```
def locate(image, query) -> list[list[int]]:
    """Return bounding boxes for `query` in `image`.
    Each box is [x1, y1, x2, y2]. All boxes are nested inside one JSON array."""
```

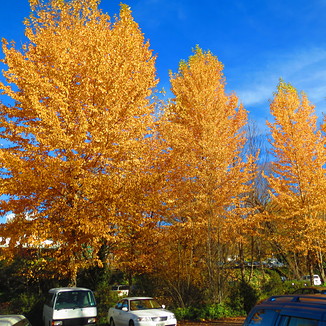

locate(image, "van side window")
[[44, 293, 54, 308], [279, 316, 318, 326], [247, 309, 278, 325]]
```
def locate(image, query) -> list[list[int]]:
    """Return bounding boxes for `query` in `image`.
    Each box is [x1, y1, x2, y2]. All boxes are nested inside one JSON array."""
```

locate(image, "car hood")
[[131, 309, 173, 317]]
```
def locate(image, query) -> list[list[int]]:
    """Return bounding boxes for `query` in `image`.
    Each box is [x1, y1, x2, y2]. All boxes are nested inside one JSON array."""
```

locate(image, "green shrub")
[[9, 292, 40, 315], [227, 280, 258, 314], [261, 270, 285, 297], [198, 303, 239, 320], [173, 306, 200, 320], [94, 278, 121, 325]]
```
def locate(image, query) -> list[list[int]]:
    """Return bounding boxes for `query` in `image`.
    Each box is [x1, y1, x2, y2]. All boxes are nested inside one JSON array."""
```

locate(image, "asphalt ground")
[[179, 317, 246, 326]]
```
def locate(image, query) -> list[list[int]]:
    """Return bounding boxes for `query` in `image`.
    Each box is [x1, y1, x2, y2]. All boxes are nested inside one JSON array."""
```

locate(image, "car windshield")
[[55, 290, 96, 310], [130, 299, 162, 311]]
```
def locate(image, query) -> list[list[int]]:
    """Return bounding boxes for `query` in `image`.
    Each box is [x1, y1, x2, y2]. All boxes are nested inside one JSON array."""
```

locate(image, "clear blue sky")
[[1, 0, 326, 130]]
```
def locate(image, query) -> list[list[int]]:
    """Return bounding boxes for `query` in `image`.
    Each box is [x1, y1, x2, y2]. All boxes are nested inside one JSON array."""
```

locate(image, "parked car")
[[0, 315, 31, 326], [43, 287, 97, 326], [111, 285, 130, 297], [302, 274, 322, 285], [262, 258, 285, 268], [108, 297, 177, 326], [243, 294, 326, 325], [292, 286, 326, 295]]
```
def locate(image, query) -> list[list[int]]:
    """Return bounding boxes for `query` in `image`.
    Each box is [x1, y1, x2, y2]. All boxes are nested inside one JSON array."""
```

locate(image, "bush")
[[173, 307, 200, 320], [11, 292, 39, 314], [227, 280, 258, 314], [94, 278, 122, 325], [198, 303, 238, 320], [261, 270, 285, 297], [173, 303, 242, 321]]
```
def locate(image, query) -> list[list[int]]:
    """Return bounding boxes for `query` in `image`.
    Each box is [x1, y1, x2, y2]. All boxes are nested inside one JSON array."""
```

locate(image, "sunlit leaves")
[[0, 0, 158, 284], [156, 47, 256, 299], [266, 80, 326, 261]]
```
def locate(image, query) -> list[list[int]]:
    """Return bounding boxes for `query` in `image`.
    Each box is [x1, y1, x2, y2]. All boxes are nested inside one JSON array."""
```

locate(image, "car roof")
[[247, 295, 326, 322], [258, 294, 326, 309], [121, 297, 154, 300], [295, 286, 326, 290], [48, 287, 92, 293]]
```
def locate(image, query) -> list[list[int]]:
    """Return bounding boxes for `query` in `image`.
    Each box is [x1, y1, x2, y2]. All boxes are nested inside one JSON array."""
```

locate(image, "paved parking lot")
[[179, 317, 245, 326]]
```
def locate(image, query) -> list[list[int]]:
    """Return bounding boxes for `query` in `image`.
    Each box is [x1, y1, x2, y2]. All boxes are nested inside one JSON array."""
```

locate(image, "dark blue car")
[[243, 294, 326, 325]]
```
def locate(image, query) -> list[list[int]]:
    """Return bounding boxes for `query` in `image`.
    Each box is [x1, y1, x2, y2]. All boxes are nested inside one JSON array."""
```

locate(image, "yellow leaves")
[[0, 0, 161, 282], [28, 0, 40, 8], [265, 80, 326, 257], [160, 46, 256, 254]]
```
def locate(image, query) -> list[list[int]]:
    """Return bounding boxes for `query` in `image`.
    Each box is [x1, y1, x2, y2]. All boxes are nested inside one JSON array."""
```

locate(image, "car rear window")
[[246, 309, 278, 326], [279, 316, 318, 326]]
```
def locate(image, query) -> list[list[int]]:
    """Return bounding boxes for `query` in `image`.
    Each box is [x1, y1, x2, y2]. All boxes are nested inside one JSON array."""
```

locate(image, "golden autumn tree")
[[266, 80, 326, 280], [0, 0, 159, 285], [158, 47, 256, 303]]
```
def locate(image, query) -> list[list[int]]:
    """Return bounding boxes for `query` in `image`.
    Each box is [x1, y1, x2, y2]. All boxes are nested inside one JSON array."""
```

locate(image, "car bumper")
[[134, 319, 177, 326]]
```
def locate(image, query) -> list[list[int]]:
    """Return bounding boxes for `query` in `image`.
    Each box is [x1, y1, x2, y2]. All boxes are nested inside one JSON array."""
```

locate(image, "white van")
[[111, 285, 130, 297], [42, 287, 97, 326]]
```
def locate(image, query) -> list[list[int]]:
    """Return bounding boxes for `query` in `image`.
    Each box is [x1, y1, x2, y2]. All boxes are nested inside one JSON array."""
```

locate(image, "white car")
[[0, 315, 31, 326], [108, 297, 177, 326]]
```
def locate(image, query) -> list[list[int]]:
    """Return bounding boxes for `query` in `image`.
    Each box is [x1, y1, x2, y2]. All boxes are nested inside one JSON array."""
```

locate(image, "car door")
[[113, 299, 130, 326]]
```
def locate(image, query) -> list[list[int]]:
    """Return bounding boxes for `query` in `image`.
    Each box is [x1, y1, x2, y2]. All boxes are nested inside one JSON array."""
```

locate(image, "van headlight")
[[87, 317, 97, 324], [52, 321, 63, 326]]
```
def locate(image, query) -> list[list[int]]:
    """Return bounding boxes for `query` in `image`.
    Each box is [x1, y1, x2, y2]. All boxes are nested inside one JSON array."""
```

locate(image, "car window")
[[116, 300, 128, 310], [279, 316, 318, 326], [115, 301, 123, 309], [130, 299, 162, 311], [246, 309, 278, 326], [55, 290, 96, 309], [115, 300, 128, 310], [122, 300, 129, 310], [15, 319, 32, 326]]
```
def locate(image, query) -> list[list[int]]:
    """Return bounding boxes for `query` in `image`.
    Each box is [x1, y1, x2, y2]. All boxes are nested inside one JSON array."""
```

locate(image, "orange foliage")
[[156, 47, 257, 300], [161, 47, 255, 229], [0, 0, 158, 283], [266, 80, 326, 254]]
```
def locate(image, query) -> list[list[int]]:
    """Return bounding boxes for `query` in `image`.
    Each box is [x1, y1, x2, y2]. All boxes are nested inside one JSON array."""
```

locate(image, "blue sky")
[[1, 0, 326, 130]]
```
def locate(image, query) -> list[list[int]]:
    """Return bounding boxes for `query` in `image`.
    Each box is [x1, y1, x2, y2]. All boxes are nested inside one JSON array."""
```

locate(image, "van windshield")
[[55, 290, 96, 310]]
